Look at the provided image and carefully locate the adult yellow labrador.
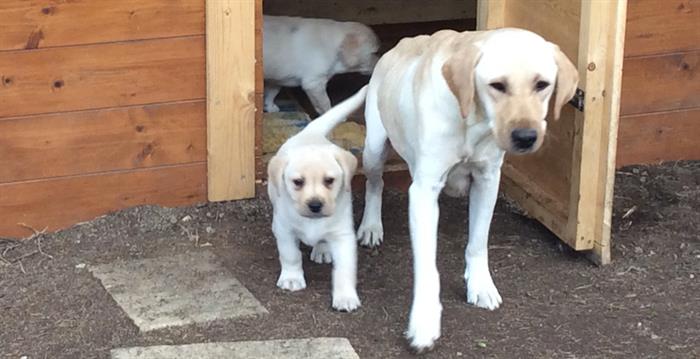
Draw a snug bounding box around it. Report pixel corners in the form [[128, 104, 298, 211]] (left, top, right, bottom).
[[356, 28, 578, 351]]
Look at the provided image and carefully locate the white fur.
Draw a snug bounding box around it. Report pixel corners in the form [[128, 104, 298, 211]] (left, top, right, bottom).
[[268, 86, 368, 312], [263, 15, 379, 114], [357, 28, 577, 351]]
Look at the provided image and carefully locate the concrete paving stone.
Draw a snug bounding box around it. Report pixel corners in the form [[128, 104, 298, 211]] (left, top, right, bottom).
[[111, 338, 360, 359], [89, 250, 267, 332]]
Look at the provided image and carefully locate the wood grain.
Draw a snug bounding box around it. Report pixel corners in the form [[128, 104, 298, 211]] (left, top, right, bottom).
[[620, 50, 700, 115], [625, 0, 700, 57], [569, 0, 627, 262], [0, 36, 205, 118], [0, 0, 204, 51], [206, 0, 257, 201], [0, 163, 206, 238], [617, 108, 700, 166], [503, 0, 581, 61], [0, 101, 205, 183]]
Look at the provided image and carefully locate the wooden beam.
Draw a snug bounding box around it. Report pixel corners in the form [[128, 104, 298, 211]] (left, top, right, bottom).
[[206, 0, 257, 201], [476, 0, 505, 30], [568, 0, 627, 264]]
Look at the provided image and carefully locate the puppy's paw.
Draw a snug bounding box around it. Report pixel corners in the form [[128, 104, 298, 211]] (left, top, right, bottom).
[[276, 273, 306, 292], [264, 103, 280, 113], [357, 223, 383, 248], [332, 289, 361, 312], [405, 301, 442, 353], [465, 266, 502, 310], [310, 242, 332, 264]]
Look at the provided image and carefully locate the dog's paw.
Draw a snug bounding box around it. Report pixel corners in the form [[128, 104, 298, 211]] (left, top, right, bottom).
[[465, 265, 502, 310], [332, 290, 361, 312], [357, 223, 383, 248], [277, 273, 306, 292], [310, 242, 332, 264], [264, 103, 280, 113], [405, 301, 442, 353]]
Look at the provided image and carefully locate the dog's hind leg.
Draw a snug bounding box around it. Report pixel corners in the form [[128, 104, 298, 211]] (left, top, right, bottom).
[[264, 83, 281, 112], [357, 86, 389, 248]]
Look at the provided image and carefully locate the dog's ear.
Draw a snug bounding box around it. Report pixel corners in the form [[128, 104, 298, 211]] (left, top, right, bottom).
[[340, 33, 361, 68], [442, 42, 482, 119], [267, 154, 288, 197], [334, 148, 358, 192], [551, 44, 579, 121]]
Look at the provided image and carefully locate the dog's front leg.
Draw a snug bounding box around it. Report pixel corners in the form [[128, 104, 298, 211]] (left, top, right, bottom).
[[302, 78, 332, 115], [464, 166, 503, 310], [328, 232, 361, 312], [273, 223, 306, 291], [406, 177, 445, 351]]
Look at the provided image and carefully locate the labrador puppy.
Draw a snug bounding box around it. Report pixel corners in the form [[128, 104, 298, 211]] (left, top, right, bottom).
[[267, 85, 368, 312], [356, 28, 578, 350], [263, 15, 379, 115]]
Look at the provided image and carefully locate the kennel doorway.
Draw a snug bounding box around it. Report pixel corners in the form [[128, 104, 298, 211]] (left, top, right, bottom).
[[209, 0, 626, 264]]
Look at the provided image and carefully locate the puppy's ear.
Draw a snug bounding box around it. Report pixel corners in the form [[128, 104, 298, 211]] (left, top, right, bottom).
[[334, 148, 358, 192], [340, 33, 361, 68], [442, 42, 482, 119], [551, 44, 579, 121], [267, 154, 288, 197]]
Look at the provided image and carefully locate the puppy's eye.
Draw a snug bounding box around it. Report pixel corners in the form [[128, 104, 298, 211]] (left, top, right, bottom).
[[535, 80, 550, 92], [489, 82, 507, 93], [324, 177, 335, 187], [292, 178, 305, 188]]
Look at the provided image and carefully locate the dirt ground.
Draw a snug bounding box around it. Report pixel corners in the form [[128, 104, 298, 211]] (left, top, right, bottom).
[[1, 161, 698, 358]]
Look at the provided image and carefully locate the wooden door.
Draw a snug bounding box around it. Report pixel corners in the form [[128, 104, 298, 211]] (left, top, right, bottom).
[[477, 0, 628, 264]]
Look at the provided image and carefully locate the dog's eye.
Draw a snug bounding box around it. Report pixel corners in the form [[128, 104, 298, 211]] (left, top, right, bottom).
[[292, 178, 305, 188], [535, 80, 550, 92], [324, 177, 335, 187], [489, 82, 507, 93]]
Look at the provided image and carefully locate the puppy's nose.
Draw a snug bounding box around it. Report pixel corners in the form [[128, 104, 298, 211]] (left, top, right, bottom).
[[307, 199, 323, 213], [511, 128, 538, 151]]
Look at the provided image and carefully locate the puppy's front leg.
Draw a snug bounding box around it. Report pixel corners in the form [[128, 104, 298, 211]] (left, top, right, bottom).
[[302, 78, 331, 115], [406, 177, 444, 351], [464, 166, 503, 310], [273, 224, 306, 291], [328, 232, 361, 312]]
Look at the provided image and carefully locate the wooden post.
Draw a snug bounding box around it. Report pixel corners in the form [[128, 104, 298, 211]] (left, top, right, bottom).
[[569, 0, 627, 264], [206, 0, 257, 201]]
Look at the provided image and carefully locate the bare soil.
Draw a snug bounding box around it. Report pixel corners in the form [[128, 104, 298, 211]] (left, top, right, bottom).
[[1, 161, 698, 358]]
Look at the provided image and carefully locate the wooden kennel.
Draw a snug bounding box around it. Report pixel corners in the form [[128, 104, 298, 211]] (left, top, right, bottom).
[[1, 1, 697, 265]]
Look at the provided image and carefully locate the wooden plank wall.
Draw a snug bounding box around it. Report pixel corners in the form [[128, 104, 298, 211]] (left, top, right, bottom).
[[617, 0, 700, 166], [0, 0, 207, 238]]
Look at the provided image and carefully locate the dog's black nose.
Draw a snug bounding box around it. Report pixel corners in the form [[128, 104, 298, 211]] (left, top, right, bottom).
[[307, 199, 323, 213], [511, 128, 538, 151]]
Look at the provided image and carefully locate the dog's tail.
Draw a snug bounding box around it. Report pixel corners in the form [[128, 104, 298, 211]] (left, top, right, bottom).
[[302, 85, 368, 138]]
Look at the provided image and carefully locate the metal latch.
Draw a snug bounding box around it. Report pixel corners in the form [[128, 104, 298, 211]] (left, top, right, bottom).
[[568, 88, 585, 112]]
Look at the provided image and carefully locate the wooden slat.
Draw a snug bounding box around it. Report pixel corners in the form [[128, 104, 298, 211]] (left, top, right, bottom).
[[206, 0, 257, 201], [617, 108, 700, 166], [0, 36, 205, 118], [0, 0, 205, 51], [0, 163, 206, 238], [255, 0, 265, 182], [502, 0, 581, 61], [620, 50, 700, 115], [0, 101, 205, 183], [263, 0, 477, 25], [625, 0, 700, 57], [569, 0, 627, 263], [477, 0, 506, 29]]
